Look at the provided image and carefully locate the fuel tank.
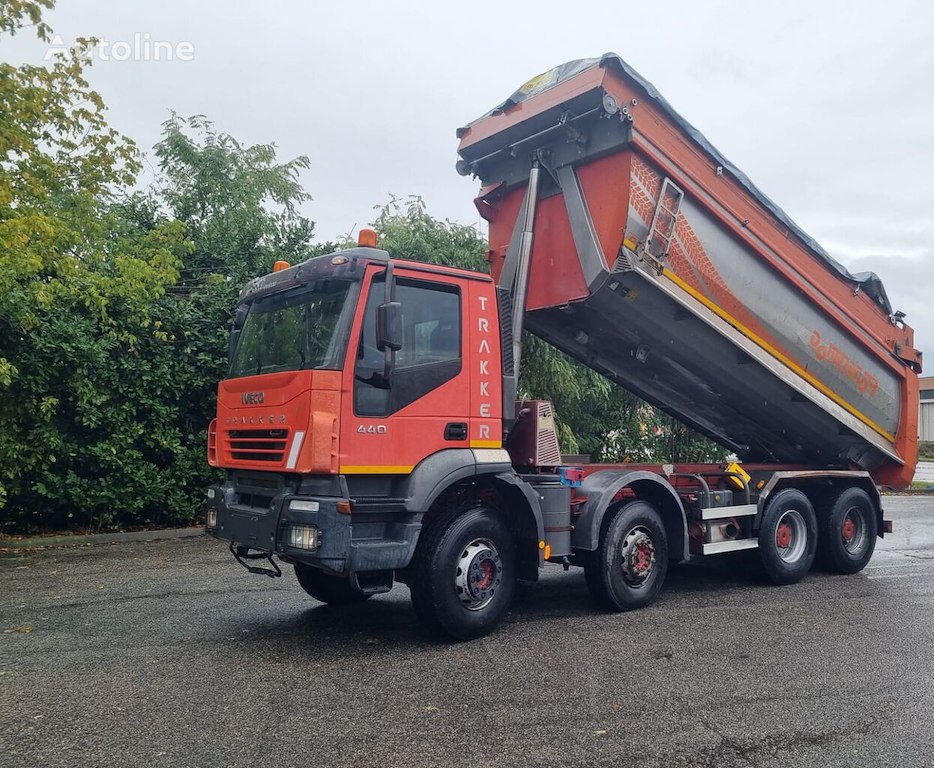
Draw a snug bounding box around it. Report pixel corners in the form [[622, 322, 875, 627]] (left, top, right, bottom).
[[456, 54, 920, 488]]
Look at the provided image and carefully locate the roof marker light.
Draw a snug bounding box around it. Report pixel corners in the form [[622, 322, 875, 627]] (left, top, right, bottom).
[[272, 260, 290, 272]]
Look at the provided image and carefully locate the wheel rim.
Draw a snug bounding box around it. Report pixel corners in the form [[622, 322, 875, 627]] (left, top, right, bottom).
[[841, 506, 868, 555], [775, 509, 807, 563], [620, 526, 657, 587], [454, 538, 503, 611]]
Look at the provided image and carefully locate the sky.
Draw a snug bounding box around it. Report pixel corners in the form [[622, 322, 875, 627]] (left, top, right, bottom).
[[6, 0, 934, 362]]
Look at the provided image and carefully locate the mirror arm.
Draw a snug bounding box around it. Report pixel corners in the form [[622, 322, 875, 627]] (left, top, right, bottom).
[[384, 262, 395, 302]]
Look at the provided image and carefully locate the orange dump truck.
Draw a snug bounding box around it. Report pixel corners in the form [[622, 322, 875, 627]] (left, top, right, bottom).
[[206, 54, 921, 639]]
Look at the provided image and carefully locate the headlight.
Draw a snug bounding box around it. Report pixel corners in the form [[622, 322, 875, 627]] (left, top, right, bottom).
[[289, 500, 319, 512], [206, 508, 217, 528], [286, 524, 318, 550]]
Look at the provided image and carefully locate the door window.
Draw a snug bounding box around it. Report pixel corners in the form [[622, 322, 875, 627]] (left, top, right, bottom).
[[354, 276, 461, 416]]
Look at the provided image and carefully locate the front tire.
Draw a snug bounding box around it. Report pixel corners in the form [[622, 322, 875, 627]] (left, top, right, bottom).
[[757, 488, 817, 585], [586, 500, 669, 611], [294, 564, 371, 605], [817, 487, 876, 574], [409, 505, 516, 641]]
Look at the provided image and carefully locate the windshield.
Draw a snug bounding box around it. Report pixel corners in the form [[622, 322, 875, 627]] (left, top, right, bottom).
[[229, 280, 356, 378]]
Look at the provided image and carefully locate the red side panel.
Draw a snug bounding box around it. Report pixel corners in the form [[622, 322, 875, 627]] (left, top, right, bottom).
[[485, 153, 636, 312], [576, 152, 632, 269], [468, 281, 503, 448], [338, 265, 474, 474], [486, 187, 590, 310], [525, 194, 590, 310], [485, 184, 523, 284]]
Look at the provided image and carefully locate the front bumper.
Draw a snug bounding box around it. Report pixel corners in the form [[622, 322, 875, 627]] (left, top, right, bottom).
[[205, 475, 420, 574]]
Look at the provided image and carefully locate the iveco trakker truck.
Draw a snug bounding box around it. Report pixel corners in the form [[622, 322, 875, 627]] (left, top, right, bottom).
[[205, 54, 921, 640]]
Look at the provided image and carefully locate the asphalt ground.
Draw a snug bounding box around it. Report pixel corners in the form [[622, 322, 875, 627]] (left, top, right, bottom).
[[1, 495, 932, 768]]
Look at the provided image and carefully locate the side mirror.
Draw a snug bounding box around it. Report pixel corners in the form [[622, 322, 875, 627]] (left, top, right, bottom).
[[376, 301, 402, 352]]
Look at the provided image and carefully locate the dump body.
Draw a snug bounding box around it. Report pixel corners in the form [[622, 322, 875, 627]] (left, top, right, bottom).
[[456, 54, 921, 488]]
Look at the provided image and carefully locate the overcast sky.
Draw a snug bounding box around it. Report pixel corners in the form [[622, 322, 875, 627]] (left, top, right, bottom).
[[7, 0, 933, 361]]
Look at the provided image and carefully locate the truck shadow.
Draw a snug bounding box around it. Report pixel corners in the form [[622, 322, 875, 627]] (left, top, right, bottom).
[[206, 555, 767, 656]]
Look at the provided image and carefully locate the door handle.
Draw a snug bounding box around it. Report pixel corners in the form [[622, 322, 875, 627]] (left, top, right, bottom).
[[444, 422, 468, 441]]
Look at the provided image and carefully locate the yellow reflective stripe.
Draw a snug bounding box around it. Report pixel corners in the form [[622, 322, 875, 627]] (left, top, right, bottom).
[[340, 465, 413, 475], [661, 268, 896, 444], [469, 440, 503, 448]]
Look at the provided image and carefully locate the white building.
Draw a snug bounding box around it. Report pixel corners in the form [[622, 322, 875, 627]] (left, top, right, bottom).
[[921, 376, 934, 442]]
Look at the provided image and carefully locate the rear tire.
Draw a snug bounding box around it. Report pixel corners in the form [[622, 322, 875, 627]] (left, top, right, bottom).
[[409, 505, 516, 641], [294, 564, 371, 605], [757, 488, 817, 585], [817, 487, 876, 574], [585, 500, 668, 611]]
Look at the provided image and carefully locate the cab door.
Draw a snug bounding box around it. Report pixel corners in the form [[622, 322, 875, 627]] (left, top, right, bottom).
[[339, 265, 470, 474]]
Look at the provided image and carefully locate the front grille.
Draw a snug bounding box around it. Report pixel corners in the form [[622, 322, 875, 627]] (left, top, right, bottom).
[[231, 472, 286, 511], [227, 428, 290, 463], [234, 489, 275, 509]]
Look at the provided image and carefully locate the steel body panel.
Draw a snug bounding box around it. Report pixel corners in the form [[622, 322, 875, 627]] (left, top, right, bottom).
[[700, 504, 757, 521], [702, 539, 758, 555], [623, 162, 901, 440], [524, 266, 895, 468], [663, 197, 901, 437]]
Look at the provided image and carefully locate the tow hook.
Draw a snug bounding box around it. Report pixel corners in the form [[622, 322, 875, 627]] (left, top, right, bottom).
[[230, 543, 282, 578]]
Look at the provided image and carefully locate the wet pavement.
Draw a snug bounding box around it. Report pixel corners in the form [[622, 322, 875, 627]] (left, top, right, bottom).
[[1, 495, 932, 768]]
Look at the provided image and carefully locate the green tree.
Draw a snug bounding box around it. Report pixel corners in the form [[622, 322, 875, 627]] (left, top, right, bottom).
[[80, 115, 326, 533], [155, 113, 315, 285], [370, 194, 488, 272], [0, 2, 191, 528]]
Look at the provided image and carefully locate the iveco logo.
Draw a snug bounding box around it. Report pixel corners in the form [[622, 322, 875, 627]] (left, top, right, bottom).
[[241, 391, 265, 405]]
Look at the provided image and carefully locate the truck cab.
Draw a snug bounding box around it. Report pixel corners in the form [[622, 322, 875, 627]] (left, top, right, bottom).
[[206, 238, 534, 626]]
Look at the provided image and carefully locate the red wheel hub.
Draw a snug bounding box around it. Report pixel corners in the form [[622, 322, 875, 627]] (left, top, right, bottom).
[[842, 515, 857, 542], [776, 522, 792, 548], [633, 541, 653, 573], [475, 558, 495, 590]]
